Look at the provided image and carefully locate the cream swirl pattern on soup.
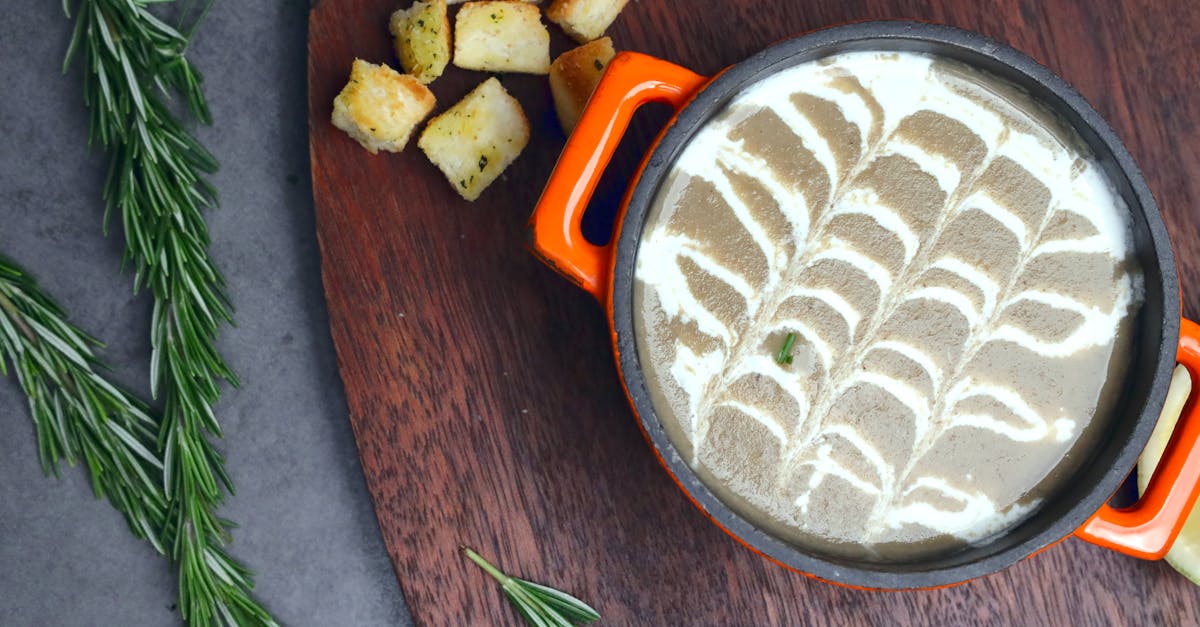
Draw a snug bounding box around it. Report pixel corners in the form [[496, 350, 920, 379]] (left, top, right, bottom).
[[633, 51, 1143, 560]]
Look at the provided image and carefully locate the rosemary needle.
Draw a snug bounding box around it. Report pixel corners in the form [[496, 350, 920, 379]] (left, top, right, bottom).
[[776, 332, 797, 365], [463, 546, 601, 626]]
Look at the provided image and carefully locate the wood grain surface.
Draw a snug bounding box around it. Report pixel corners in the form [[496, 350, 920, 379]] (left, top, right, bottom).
[[308, 1, 1200, 624]]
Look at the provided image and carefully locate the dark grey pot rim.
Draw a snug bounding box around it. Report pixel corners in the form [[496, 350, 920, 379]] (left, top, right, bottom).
[[608, 20, 1181, 589]]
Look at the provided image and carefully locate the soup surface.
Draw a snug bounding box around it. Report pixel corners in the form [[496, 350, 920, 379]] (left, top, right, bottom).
[[633, 50, 1143, 560]]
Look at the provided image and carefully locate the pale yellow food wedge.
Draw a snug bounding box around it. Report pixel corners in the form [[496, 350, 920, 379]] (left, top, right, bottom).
[[1138, 365, 1199, 585], [418, 77, 530, 200]]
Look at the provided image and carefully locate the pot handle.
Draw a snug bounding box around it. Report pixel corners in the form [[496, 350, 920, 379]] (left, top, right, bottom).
[[1075, 317, 1200, 559], [528, 52, 708, 300]]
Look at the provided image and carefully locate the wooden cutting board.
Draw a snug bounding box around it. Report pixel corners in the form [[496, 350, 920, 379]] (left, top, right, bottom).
[[308, 0, 1200, 623]]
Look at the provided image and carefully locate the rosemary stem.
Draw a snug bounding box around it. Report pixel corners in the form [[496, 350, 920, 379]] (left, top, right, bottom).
[[461, 544, 600, 625], [463, 547, 512, 585], [0, 289, 35, 342]]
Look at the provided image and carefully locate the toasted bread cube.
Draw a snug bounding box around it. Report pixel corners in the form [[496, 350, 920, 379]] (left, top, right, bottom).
[[453, 1, 550, 74], [332, 59, 436, 154], [546, 0, 628, 42], [549, 37, 615, 133], [389, 0, 451, 84], [449, 0, 538, 3], [418, 78, 530, 200]]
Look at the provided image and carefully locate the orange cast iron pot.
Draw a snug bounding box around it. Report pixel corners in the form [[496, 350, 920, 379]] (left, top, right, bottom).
[[528, 22, 1200, 589]]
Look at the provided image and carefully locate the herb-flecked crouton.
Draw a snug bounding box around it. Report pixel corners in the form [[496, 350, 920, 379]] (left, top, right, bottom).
[[546, 0, 628, 43], [331, 59, 436, 154], [453, 1, 550, 74], [418, 77, 530, 200], [389, 0, 451, 84], [549, 37, 615, 133]]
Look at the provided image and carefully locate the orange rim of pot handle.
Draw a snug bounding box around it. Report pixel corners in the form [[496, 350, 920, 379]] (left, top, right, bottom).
[[528, 52, 708, 300], [1075, 317, 1200, 559]]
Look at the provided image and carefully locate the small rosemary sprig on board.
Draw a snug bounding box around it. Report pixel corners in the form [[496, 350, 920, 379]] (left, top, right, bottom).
[[0, 256, 166, 551], [61, 1, 275, 624], [463, 547, 601, 626]]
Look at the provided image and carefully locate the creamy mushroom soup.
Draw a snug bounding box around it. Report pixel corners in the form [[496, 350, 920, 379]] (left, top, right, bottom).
[[633, 50, 1143, 560]]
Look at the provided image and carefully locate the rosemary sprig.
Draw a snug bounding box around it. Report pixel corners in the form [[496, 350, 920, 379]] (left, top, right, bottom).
[[61, 1, 275, 624], [0, 256, 167, 552], [463, 547, 601, 626], [776, 332, 797, 365]]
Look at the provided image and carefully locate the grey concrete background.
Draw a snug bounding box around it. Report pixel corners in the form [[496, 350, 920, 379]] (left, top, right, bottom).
[[0, 2, 412, 625]]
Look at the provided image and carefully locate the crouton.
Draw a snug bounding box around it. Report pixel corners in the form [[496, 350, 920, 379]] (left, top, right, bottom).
[[389, 0, 451, 84], [448, 0, 538, 3], [546, 0, 628, 42], [453, 1, 550, 74], [332, 59, 436, 154], [549, 37, 615, 133], [418, 77, 530, 200]]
